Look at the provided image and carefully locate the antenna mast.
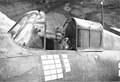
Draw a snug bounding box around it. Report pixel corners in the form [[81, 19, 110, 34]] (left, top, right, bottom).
[[101, 1, 104, 28]]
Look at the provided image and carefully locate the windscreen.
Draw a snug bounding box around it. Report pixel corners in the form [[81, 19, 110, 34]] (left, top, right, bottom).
[[8, 10, 46, 49]]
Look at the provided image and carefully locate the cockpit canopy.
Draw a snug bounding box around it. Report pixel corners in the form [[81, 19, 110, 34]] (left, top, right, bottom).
[[63, 17, 103, 51]]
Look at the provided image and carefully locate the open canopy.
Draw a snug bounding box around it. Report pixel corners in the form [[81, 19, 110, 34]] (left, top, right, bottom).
[[63, 17, 103, 50]]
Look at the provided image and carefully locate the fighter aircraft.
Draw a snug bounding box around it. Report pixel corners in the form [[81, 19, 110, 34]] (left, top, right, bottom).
[[0, 10, 120, 82]]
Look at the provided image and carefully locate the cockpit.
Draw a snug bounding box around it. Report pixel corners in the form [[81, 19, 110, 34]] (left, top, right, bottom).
[[8, 10, 103, 51]]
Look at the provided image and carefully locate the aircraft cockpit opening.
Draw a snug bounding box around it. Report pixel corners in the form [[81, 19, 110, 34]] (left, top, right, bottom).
[[7, 10, 104, 51]]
